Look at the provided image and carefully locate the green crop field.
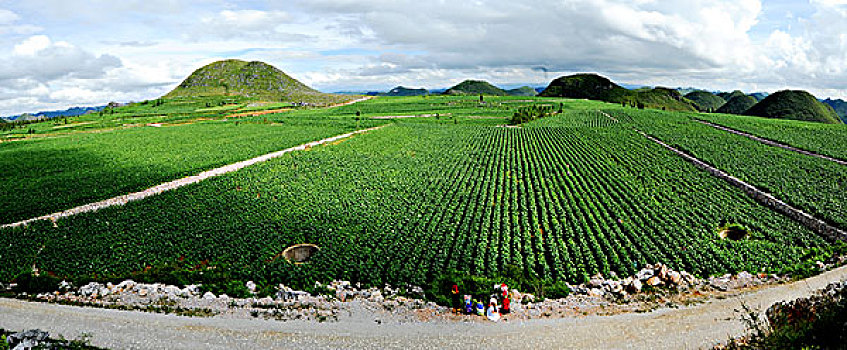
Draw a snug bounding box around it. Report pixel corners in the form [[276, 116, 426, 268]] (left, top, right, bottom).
[[0, 117, 383, 225], [2, 96, 839, 295], [698, 113, 847, 161], [609, 109, 847, 232]]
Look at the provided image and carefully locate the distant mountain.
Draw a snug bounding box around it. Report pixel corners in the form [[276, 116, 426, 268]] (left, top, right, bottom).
[[717, 94, 758, 115], [379, 86, 429, 97], [684, 91, 726, 112], [822, 98, 847, 123], [506, 86, 538, 96], [443, 80, 509, 96], [164, 59, 348, 104], [749, 92, 769, 102], [745, 90, 842, 124], [2, 106, 105, 122]]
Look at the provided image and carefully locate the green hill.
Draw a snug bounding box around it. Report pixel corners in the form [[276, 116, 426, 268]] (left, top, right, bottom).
[[684, 91, 726, 112], [164, 59, 348, 104], [380, 86, 429, 97], [633, 87, 698, 112], [443, 80, 508, 96], [744, 90, 842, 124], [823, 98, 847, 123], [539, 74, 630, 102], [506, 86, 539, 96], [717, 94, 757, 114], [540, 74, 696, 111]]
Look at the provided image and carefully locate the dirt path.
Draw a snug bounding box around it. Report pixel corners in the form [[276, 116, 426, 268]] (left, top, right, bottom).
[[224, 108, 292, 118], [2, 125, 387, 229], [1, 265, 845, 349], [695, 120, 847, 166]]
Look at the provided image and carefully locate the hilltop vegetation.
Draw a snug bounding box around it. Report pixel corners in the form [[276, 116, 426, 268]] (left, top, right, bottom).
[[717, 94, 758, 114], [164, 59, 349, 104], [443, 80, 509, 96], [539, 74, 630, 102], [505, 86, 539, 96], [822, 98, 847, 123], [745, 90, 842, 124], [540, 74, 696, 111], [684, 91, 726, 112], [631, 87, 698, 112], [379, 86, 429, 97]]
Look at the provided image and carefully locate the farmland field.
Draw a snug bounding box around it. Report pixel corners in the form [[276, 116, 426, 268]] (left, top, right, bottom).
[[0, 117, 383, 225], [1, 98, 836, 292], [610, 109, 847, 231], [697, 113, 847, 161]]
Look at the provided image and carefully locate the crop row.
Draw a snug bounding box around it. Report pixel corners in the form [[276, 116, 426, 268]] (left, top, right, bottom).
[[607, 108, 847, 232], [0, 122, 825, 287]]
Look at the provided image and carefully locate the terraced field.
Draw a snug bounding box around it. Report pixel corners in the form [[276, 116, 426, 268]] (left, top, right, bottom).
[[2, 99, 837, 293]]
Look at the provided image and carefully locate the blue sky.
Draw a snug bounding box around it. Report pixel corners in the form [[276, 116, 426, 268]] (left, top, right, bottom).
[[1, 0, 846, 115]]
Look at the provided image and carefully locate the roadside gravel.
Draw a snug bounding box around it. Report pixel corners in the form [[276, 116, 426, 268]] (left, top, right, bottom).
[[2, 264, 847, 349]]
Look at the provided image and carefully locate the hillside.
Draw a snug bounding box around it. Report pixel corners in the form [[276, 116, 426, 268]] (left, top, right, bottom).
[[633, 87, 698, 112], [684, 91, 726, 112], [443, 80, 508, 96], [379, 86, 429, 97], [744, 90, 842, 124], [506, 86, 539, 96], [539, 73, 630, 102], [164, 59, 348, 104], [717, 94, 757, 114], [823, 98, 847, 123]]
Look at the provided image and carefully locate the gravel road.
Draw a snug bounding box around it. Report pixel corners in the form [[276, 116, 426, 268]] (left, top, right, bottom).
[[2, 264, 846, 349]]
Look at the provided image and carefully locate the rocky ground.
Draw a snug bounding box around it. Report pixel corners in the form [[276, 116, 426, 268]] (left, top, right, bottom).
[[2, 262, 817, 325]]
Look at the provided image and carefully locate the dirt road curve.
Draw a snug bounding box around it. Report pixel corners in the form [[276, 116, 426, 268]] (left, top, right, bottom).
[[2, 264, 846, 349]]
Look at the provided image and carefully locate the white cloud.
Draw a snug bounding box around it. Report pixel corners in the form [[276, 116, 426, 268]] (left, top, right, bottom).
[[0, 35, 122, 82]]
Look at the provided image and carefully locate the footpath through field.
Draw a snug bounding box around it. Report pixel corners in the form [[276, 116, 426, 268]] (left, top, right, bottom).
[[2, 264, 846, 349], [2, 124, 387, 229], [695, 119, 847, 166]]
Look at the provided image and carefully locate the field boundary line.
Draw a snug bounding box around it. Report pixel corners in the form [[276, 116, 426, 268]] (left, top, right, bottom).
[[695, 119, 847, 166], [3, 125, 387, 229], [635, 129, 847, 242]]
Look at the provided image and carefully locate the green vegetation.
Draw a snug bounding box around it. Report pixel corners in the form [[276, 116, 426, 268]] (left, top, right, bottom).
[[164, 59, 350, 105], [0, 118, 380, 225], [822, 98, 847, 122], [379, 86, 429, 97], [699, 113, 847, 161], [505, 86, 539, 96], [539, 73, 630, 102], [716, 94, 757, 114], [443, 80, 509, 96], [631, 87, 698, 112], [0, 97, 829, 293], [615, 108, 847, 231], [744, 90, 842, 124], [684, 91, 726, 112], [540, 74, 697, 111]]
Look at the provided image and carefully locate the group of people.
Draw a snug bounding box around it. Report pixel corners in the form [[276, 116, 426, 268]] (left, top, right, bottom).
[[451, 283, 511, 322]]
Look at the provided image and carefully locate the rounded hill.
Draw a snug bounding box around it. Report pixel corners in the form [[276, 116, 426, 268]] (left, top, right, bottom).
[[744, 90, 842, 124], [539, 73, 629, 102], [443, 80, 508, 96], [717, 94, 757, 115], [164, 59, 347, 104], [684, 91, 726, 112]]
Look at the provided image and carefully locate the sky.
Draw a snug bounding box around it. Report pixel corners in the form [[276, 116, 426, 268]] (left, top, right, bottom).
[[1, 0, 846, 116]]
